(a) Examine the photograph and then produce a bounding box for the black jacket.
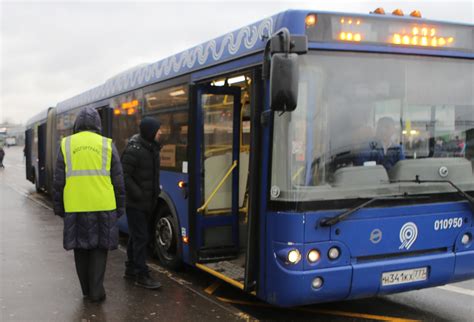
[52,107,126,250]
[121,134,161,214]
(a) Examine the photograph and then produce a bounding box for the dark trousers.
[74,249,108,299]
[126,207,149,276]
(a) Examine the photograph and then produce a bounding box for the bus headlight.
[287,249,302,264]
[461,233,471,245]
[307,249,321,263]
[328,247,340,260]
[312,277,324,289]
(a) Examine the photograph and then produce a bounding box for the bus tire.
[152,205,183,270]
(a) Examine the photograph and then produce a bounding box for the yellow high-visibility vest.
[61,131,116,212]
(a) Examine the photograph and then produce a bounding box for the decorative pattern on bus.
[57,17,274,111]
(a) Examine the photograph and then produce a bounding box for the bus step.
[197,261,245,287]
[198,246,239,262]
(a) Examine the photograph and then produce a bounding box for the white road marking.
[437,285,474,297]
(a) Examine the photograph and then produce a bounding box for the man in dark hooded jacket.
[121,116,162,289]
[53,107,125,302]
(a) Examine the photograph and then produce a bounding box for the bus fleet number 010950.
[434,217,463,231]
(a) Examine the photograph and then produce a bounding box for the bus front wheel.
[152,206,183,270]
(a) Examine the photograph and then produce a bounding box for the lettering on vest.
[72,145,101,155]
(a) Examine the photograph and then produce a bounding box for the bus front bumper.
[265,250,474,307]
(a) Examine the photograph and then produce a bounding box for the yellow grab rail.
[197,160,238,213]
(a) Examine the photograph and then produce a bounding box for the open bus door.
[193,85,242,261]
[45,107,56,195]
[36,123,47,192]
[25,129,34,182]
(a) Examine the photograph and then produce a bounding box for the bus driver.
[355,116,405,171]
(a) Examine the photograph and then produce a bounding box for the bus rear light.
[328,247,341,260]
[307,249,321,263]
[305,14,317,27]
[178,180,187,189]
[312,277,324,289]
[182,236,189,244]
[461,233,472,245]
[287,249,302,264]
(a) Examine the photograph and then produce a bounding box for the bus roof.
[26,109,49,128]
[42,9,472,117]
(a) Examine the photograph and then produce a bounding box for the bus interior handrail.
[197,160,238,213]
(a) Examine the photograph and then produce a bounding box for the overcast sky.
[1,0,472,124]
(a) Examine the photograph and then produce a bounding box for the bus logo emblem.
[399,222,418,250]
[370,229,382,244]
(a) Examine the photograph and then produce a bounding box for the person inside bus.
[355,116,405,171]
[121,117,162,289]
[53,107,126,303]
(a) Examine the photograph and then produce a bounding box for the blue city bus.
[25,9,473,306]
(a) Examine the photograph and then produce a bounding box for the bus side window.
[56,110,79,142]
[111,92,143,154]
[144,84,189,172]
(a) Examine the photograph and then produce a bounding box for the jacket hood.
[73,107,102,134]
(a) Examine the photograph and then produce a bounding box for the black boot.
[135,275,161,289]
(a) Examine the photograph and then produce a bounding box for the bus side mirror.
[270,53,299,112]
[263,28,306,113]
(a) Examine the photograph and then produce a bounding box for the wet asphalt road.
[1,146,473,321]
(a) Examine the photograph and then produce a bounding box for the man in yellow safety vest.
[53,107,125,303]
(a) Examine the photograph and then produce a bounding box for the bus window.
[56,109,79,142]
[152,111,188,172]
[145,85,188,113]
[111,92,143,154]
[144,84,189,172]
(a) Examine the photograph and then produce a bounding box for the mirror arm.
[262,40,272,80]
[274,28,291,53]
[262,28,292,80]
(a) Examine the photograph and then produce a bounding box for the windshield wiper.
[390,175,474,213]
[320,177,474,227]
[319,195,424,227]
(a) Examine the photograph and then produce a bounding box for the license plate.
[381,267,428,286]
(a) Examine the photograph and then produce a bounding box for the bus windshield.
[271,51,474,202]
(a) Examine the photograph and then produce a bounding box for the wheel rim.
[156,216,176,260]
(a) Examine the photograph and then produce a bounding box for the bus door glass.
[37,123,47,191]
[96,106,113,138]
[25,129,34,182]
[195,85,241,258]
